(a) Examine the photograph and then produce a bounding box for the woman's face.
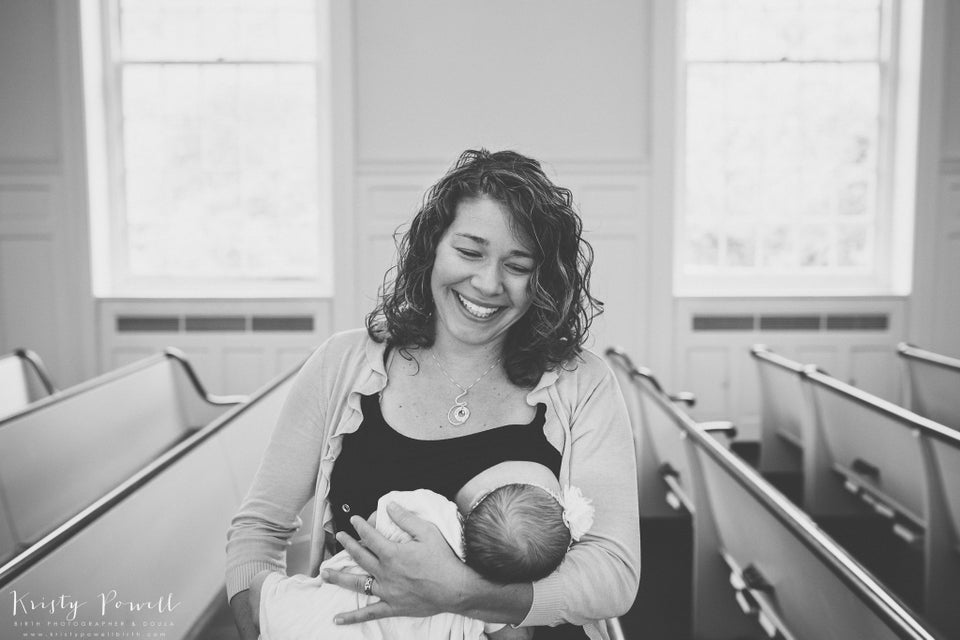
[430,195,535,351]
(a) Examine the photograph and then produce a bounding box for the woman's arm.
[225,343,333,622]
[322,504,533,625]
[521,358,640,626]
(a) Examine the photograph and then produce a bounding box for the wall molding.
[356,158,650,177]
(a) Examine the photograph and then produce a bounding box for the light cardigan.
[225,329,640,640]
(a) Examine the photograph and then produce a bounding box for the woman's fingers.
[335,530,381,573]
[384,502,432,538]
[320,570,372,595]
[350,515,396,557]
[333,601,395,625]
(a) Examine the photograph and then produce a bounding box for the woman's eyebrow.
[454,233,534,259]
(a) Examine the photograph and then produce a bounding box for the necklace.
[430,350,501,426]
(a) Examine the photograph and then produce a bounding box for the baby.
[250,461,594,640]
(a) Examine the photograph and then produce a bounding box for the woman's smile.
[454,292,503,320]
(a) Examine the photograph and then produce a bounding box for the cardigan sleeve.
[225,342,332,602]
[520,357,641,626]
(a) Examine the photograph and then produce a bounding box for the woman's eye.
[507,263,533,275]
[456,248,481,259]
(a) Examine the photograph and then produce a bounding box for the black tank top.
[328,392,560,539]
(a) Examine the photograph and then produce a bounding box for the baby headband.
[471,483,596,542]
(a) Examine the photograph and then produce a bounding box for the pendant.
[447,402,470,426]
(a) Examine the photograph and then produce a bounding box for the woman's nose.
[471,262,503,295]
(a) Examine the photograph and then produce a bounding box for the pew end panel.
[0,349,56,420]
[751,346,807,476]
[0,355,31,419]
[607,348,680,519]
[635,375,698,516]
[164,348,247,428]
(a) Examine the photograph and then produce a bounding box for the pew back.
[899,343,960,432]
[0,350,243,564]
[804,370,929,527]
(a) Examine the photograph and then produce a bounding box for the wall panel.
[354,0,649,163]
[0,0,60,165]
[0,237,60,372]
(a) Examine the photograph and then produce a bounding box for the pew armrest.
[699,420,738,440]
[668,391,696,407]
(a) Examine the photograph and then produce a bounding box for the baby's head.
[455,462,591,584]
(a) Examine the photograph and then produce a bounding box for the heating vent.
[692,313,889,333]
[116,315,315,333]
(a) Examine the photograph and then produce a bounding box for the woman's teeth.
[457,293,500,319]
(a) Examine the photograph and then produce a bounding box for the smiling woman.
[226,149,640,640]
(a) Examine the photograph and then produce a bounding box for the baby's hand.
[487,625,535,640]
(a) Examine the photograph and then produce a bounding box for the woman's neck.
[430,333,504,370]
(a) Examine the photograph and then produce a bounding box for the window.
[84,0,331,297]
[677,0,920,296]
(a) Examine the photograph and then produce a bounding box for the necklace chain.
[430,350,501,426]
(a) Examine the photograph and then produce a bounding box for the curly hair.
[365,148,603,387]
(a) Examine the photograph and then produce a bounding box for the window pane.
[684,57,880,275]
[687,0,882,61]
[122,64,319,279]
[120,0,316,61]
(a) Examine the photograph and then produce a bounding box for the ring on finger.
[363,575,375,596]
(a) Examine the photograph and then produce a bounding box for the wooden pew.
[0,363,300,640]
[0,348,57,420]
[0,349,244,565]
[898,342,960,431]
[606,347,714,518]
[637,367,943,640]
[803,367,960,637]
[750,345,806,475]
[751,345,861,515]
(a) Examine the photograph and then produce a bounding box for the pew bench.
[0,349,244,565]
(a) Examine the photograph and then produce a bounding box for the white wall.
[0,0,958,406]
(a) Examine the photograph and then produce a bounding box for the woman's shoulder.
[550,347,616,392]
[300,328,383,376]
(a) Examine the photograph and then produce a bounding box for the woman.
[226,149,640,639]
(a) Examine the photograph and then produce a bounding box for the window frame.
[85,0,333,299]
[674,0,920,297]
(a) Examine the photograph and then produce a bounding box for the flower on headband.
[560,485,594,542]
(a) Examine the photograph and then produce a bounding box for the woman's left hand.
[322,502,472,624]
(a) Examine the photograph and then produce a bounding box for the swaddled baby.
[251,460,594,640]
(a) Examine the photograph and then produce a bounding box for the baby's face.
[455,461,561,514]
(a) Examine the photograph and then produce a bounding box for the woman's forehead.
[449,196,536,254]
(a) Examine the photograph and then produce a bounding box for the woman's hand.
[322,502,472,624]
